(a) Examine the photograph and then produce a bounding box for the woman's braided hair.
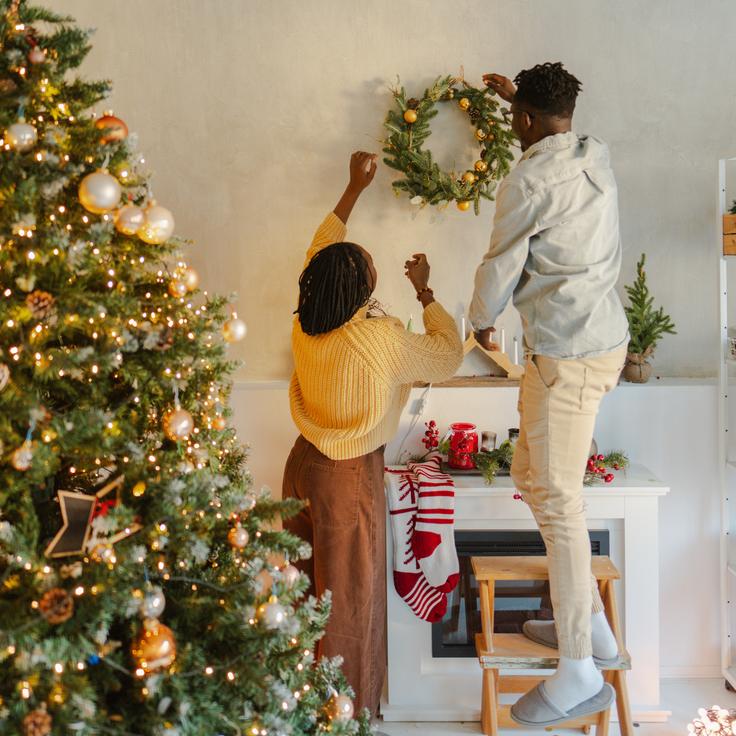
[296,242,373,336]
[514,62,582,117]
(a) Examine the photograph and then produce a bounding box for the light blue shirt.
[469,132,629,359]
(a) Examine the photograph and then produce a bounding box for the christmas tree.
[0,3,369,735]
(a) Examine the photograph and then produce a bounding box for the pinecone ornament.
[26,290,55,320]
[39,587,74,624]
[23,708,52,736]
[469,107,481,122]
[406,97,419,110]
[0,362,9,391]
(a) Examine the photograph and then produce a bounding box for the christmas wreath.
[383,75,516,215]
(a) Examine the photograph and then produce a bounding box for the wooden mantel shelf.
[413,375,521,388]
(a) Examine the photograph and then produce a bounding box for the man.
[469,62,629,726]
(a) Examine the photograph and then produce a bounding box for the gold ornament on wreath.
[383,74,516,215]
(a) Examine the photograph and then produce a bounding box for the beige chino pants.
[511,346,627,659]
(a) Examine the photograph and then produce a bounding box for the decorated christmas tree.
[0,2,368,734]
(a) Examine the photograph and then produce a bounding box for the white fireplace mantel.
[383,463,671,723]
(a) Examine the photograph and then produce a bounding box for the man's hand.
[348,151,377,192]
[482,73,516,103]
[404,253,430,293]
[475,326,499,351]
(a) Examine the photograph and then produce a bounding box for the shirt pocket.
[306,461,361,531]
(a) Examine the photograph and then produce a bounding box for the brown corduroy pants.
[282,435,387,716]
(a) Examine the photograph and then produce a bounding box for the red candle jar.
[447,422,479,470]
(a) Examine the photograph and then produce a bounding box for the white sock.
[544,656,603,712]
[591,611,619,660]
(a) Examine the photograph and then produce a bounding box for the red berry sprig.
[421,420,439,451]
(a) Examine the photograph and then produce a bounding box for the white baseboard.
[660,666,723,678]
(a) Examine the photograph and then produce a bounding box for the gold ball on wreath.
[22,707,52,736]
[462,172,476,184]
[458,97,471,110]
[474,160,488,173]
[456,201,471,212]
[131,619,177,674]
[475,129,487,140]
[403,109,418,124]
[39,587,74,624]
[325,693,355,722]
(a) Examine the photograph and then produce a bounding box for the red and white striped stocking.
[385,468,447,622]
[407,455,459,593]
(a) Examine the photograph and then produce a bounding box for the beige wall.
[56,0,736,379]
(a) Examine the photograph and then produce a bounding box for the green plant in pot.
[622,254,676,382]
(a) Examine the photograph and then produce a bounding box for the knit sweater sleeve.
[361,302,463,384]
[303,211,347,269]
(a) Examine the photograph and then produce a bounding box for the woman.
[282,151,463,716]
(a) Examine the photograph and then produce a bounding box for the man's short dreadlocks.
[514,62,582,118]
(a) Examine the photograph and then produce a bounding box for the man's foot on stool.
[511,680,615,727]
[523,611,620,665]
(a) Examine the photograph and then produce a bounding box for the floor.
[377,678,736,735]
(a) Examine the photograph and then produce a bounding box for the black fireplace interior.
[431,529,610,658]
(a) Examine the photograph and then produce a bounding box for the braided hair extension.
[513,62,582,117]
[296,242,374,335]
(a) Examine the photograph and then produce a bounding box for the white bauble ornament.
[11,441,33,471]
[79,170,122,214]
[227,524,249,549]
[223,315,247,343]
[114,204,145,236]
[182,267,199,291]
[326,694,355,722]
[6,121,38,152]
[141,585,166,619]
[281,564,300,589]
[162,407,194,441]
[258,599,287,629]
[0,363,9,391]
[138,203,175,245]
[28,46,46,64]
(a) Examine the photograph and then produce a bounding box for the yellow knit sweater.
[290,212,463,460]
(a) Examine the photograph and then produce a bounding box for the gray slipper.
[522,620,620,667]
[510,682,615,727]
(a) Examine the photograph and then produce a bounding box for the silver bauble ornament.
[0,362,9,391]
[182,267,199,291]
[223,315,247,343]
[326,694,355,722]
[258,599,287,629]
[162,407,194,441]
[79,170,122,214]
[281,564,300,589]
[6,121,38,152]
[227,524,249,549]
[115,204,145,236]
[138,203,175,245]
[11,441,33,471]
[141,585,166,619]
[168,279,187,298]
[28,46,46,64]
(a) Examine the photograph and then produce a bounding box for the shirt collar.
[520,131,578,161]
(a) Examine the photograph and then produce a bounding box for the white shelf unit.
[718,156,736,688]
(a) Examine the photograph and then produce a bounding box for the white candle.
[513,337,519,364]
[500,328,506,354]
[461,316,466,340]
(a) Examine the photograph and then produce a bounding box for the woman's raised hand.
[348,151,377,191]
[404,253,430,293]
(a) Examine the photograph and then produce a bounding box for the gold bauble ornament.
[131,619,177,673]
[403,109,418,124]
[132,481,146,497]
[458,97,471,110]
[168,279,187,298]
[11,441,34,471]
[138,203,175,245]
[486,132,495,141]
[475,129,487,140]
[326,693,355,722]
[181,266,200,291]
[79,170,122,214]
[163,407,194,441]
[223,314,247,343]
[115,204,145,236]
[95,114,128,144]
[461,172,475,184]
[228,524,249,549]
[212,415,226,431]
[6,120,38,152]
[0,362,9,391]
[456,201,471,212]
[474,160,488,173]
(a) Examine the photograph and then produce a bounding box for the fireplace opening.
[431,530,610,658]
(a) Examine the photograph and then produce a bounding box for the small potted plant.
[622,254,676,383]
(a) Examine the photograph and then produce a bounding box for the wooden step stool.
[471,555,633,736]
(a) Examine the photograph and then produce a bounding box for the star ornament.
[45,475,141,558]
